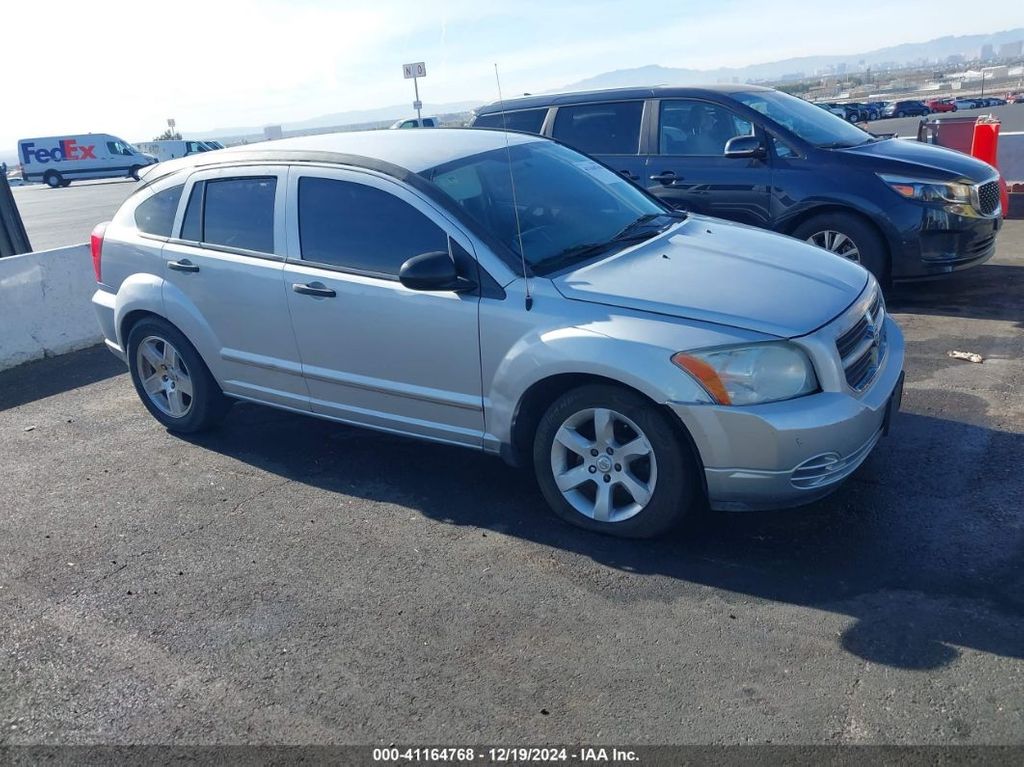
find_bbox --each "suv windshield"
[734,90,876,148]
[422,141,671,273]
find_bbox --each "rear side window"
[297,177,447,277]
[474,108,547,134]
[182,177,276,253]
[134,185,183,237]
[552,102,643,155]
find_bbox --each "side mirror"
[724,135,767,160]
[399,251,477,293]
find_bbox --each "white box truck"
[17,134,157,188]
[134,140,217,162]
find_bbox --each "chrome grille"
[976,180,1000,216]
[836,290,886,391]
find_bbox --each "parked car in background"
[1012,94,1024,104]
[471,85,1003,283]
[982,97,1007,107]
[89,129,905,538]
[135,140,217,162]
[953,98,980,110]
[814,103,847,119]
[844,103,878,121]
[925,98,957,113]
[882,100,930,118]
[389,117,438,129]
[17,133,157,187]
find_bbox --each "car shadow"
[0,344,125,412]
[182,399,1024,673]
[888,263,1024,327]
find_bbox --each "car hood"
[838,138,997,182]
[551,216,868,338]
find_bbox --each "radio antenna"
[494,63,532,311]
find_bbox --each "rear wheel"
[126,317,231,433]
[896,110,906,118]
[533,384,697,538]
[792,212,888,281]
[129,165,142,181]
[44,171,62,188]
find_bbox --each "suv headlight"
[878,173,973,205]
[672,343,819,406]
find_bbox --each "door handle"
[292,282,336,298]
[168,259,200,273]
[649,171,679,184]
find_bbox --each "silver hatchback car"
[91,129,904,538]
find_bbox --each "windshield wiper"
[531,242,615,274]
[531,213,680,274]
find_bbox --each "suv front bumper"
[669,315,905,511]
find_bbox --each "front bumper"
[891,201,1002,280]
[669,313,905,512]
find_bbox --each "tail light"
[90,222,108,283]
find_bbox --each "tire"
[952,106,958,112]
[59,179,71,187]
[44,171,62,188]
[792,212,888,281]
[533,384,698,538]
[129,165,142,181]
[126,317,231,433]
[896,111,906,118]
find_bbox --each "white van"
[17,133,157,188]
[134,140,216,162]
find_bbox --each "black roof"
[474,84,774,115]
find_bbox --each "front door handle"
[649,171,679,184]
[292,282,336,298]
[168,259,200,273]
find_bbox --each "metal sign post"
[402,62,427,124]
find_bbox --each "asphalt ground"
[1,223,1023,745]
[10,178,137,252]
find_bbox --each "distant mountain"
[558,28,1024,91]
[187,100,483,142]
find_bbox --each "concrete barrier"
[0,243,102,371]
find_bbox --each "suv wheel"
[130,165,142,181]
[896,110,906,118]
[533,384,697,538]
[44,171,63,188]
[792,212,888,281]
[127,317,231,433]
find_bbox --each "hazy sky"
[4,0,1023,150]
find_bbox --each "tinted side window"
[181,183,203,241]
[552,102,643,155]
[298,177,447,277]
[134,184,183,237]
[658,100,753,156]
[202,177,276,253]
[474,108,547,134]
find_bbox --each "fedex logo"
[21,139,97,164]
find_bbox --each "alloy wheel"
[549,407,657,523]
[136,335,194,418]
[807,230,861,263]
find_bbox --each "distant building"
[980,44,995,62]
[998,41,1023,59]
[263,125,283,141]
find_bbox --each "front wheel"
[127,317,231,433]
[792,212,888,281]
[129,165,142,181]
[533,384,698,538]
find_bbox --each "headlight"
[672,343,818,406]
[878,173,973,205]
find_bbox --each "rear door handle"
[168,259,200,273]
[649,171,679,184]
[292,282,336,298]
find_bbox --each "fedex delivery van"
[17,133,157,188]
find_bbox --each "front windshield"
[422,141,668,272]
[734,90,876,148]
